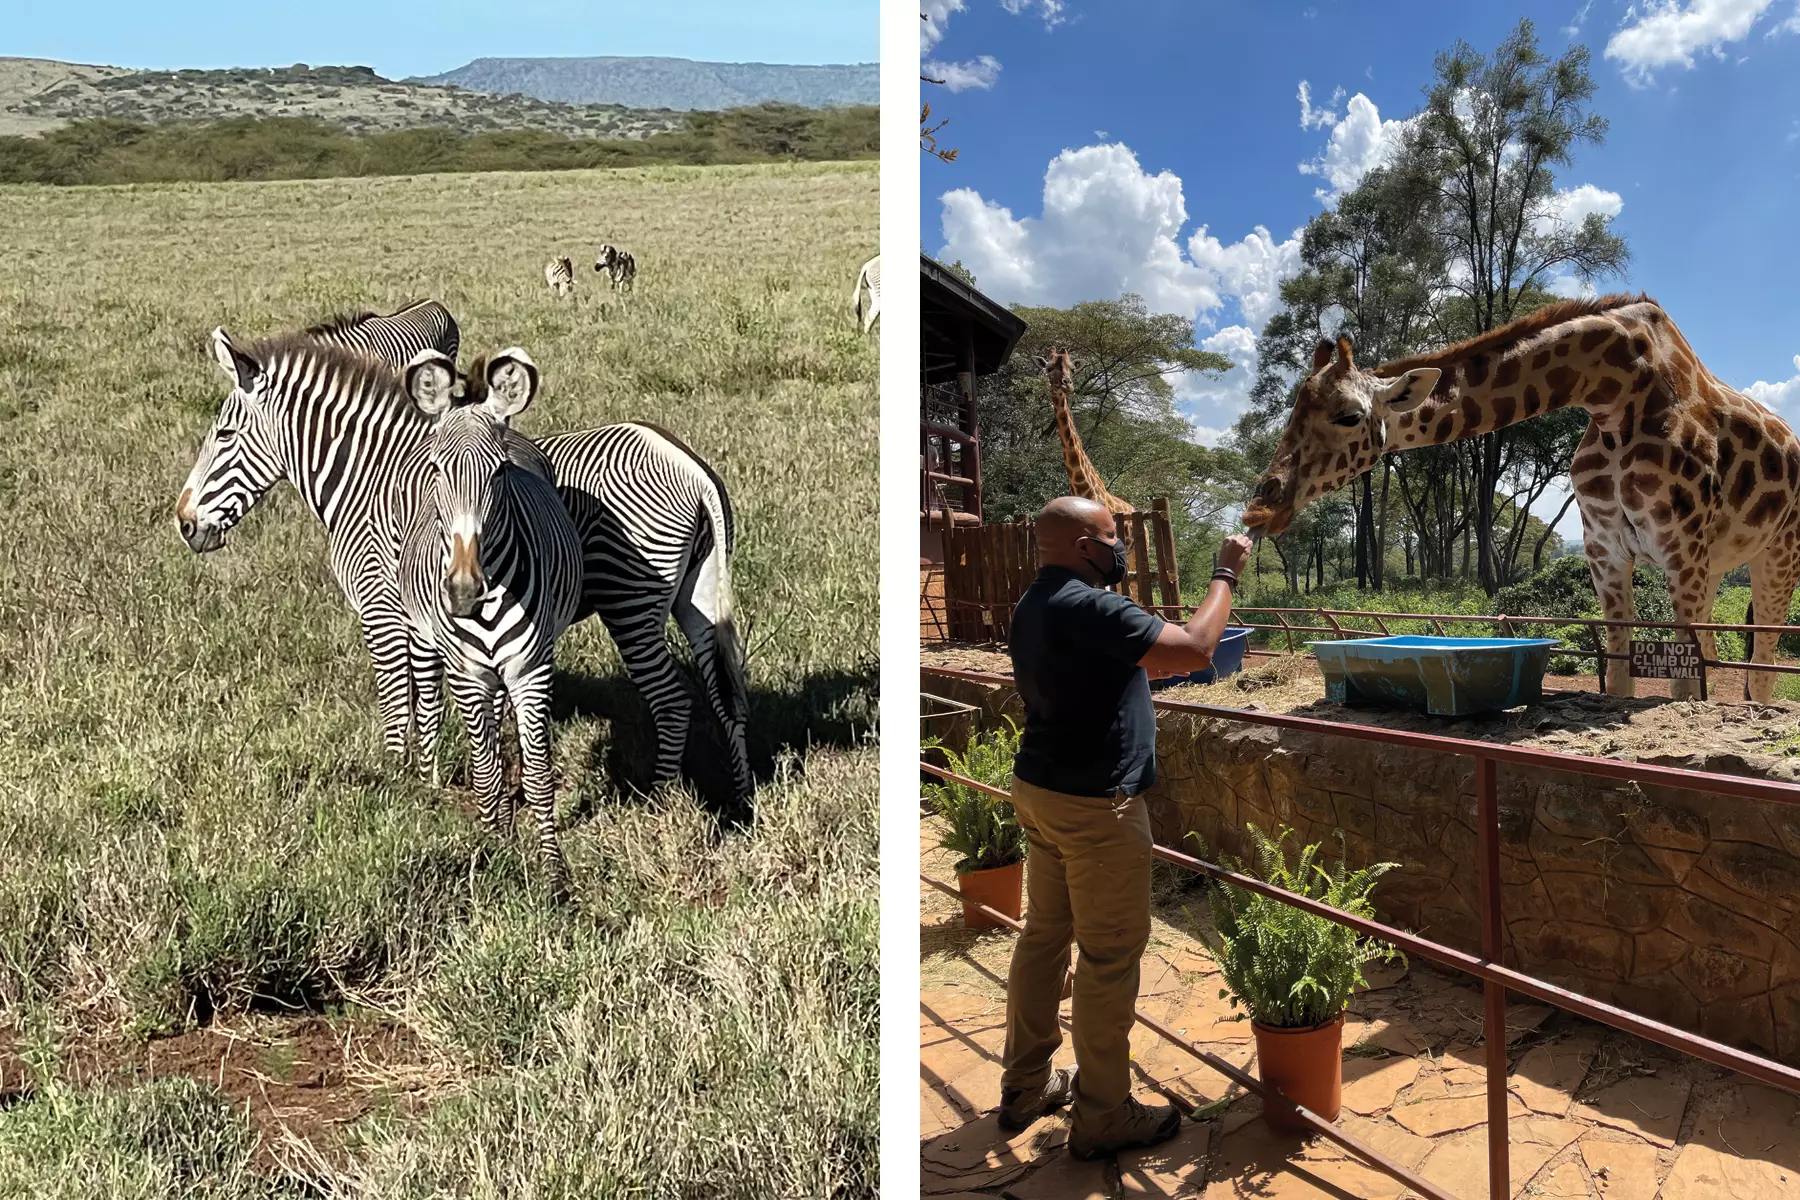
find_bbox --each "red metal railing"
[919,665,1800,1200]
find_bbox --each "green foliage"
[0,105,878,186]
[1194,825,1402,1030]
[922,720,1028,872]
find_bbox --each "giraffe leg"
[1748,539,1800,705]
[1662,559,1720,702]
[512,662,570,901]
[1583,537,1637,697]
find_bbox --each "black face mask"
[1083,536,1129,587]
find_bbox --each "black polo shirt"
[1008,566,1166,798]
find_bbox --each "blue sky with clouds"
[923,0,1800,538]
[9,1,875,78]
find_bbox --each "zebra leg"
[361,610,414,760]
[408,635,445,789]
[673,598,753,813]
[609,615,690,790]
[447,672,507,833]
[513,663,570,900]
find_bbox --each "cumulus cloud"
[1187,225,1304,331]
[1747,355,1800,415]
[921,0,965,52]
[999,0,1068,27]
[1177,325,1262,444]
[1605,0,1776,85]
[924,55,1002,91]
[1297,80,1344,131]
[1535,183,1626,235]
[1298,92,1416,202]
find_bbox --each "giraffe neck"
[1050,382,1109,498]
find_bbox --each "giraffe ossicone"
[1245,294,1800,704]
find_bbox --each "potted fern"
[1194,823,1402,1131]
[922,719,1028,929]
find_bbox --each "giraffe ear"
[1311,340,1334,372]
[404,350,458,416]
[1376,368,1440,414]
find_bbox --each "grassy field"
[0,160,878,1196]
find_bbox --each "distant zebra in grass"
[390,349,584,896]
[180,307,754,816]
[852,254,880,335]
[545,256,575,297]
[306,299,460,364]
[595,244,636,293]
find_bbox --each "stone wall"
[922,669,1800,1063]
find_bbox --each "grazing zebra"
[389,349,584,896]
[852,253,880,334]
[305,299,459,365]
[545,256,575,298]
[179,309,753,815]
[594,244,636,293]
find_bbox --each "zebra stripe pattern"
[305,299,460,366]
[179,306,753,815]
[545,256,575,297]
[594,244,636,293]
[853,253,880,334]
[391,350,584,896]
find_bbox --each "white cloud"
[1177,325,1261,444]
[1773,3,1800,34]
[1605,0,1776,85]
[1298,92,1416,202]
[923,55,1001,91]
[1296,80,1343,131]
[921,0,965,52]
[999,0,1068,27]
[1545,274,1600,299]
[1566,0,1596,34]
[1534,182,1625,237]
[1187,225,1304,331]
[1746,355,1800,415]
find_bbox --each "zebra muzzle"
[444,535,485,615]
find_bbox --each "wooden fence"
[937,498,1181,643]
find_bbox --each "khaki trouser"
[1000,776,1153,1134]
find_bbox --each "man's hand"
[1218,533,1254,575]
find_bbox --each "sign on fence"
[1629,639,1701,680]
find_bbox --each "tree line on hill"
[0,103,878,186]
[972,20,1638,604]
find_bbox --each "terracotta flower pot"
[1252,1012,1345,1131]
[958,859,1024,929]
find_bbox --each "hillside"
[0,57,684,139]
[412,56,879,111]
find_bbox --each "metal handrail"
[920,665,1800,1200]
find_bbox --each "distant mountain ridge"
[412,57,878,111]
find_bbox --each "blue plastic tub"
[1308,636,1559,717]
[1151,627,1251,690]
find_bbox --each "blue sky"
[923,0,1800,538]
[8,1,876,78]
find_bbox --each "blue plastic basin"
[1308,636,1559,717]
[1151,627,1251,690]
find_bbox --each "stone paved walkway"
[921,818,1800,1198]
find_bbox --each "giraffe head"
[1243,336,1441,535]
[404,347,541,617]
[1035,348,1078,394]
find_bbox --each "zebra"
[305,299,459,365]
[545,256,575,298]
[389,348,584,896]
[852,253,880,334]
[594,244,636,293]
[179,309,753,814]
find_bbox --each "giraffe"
[1036,348,1133,515]
[1242,294,1800,704]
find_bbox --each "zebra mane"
[244,332,410,407]
[301,299,436,341]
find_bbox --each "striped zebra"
[594,244,636,293]
[305,299,460,364]
[179,308,753,813]
[390,348,583,895]
[545,256,575,298]
[852,253,880,334]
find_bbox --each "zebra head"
[177,328,286,553]
[403,348,541,617]
[593,245,615,272]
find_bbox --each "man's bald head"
[1036,495,1120,581]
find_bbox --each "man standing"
[998,494,1253,1159]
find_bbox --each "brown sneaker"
[998,1066,1076,1131]
[1068,1096,1182,1160]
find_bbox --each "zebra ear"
[211,328,261,392]
[404,350,458,416]
[483,348,540,420]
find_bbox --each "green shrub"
[1193,824,1401,1030]
[922,719,1027,873]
